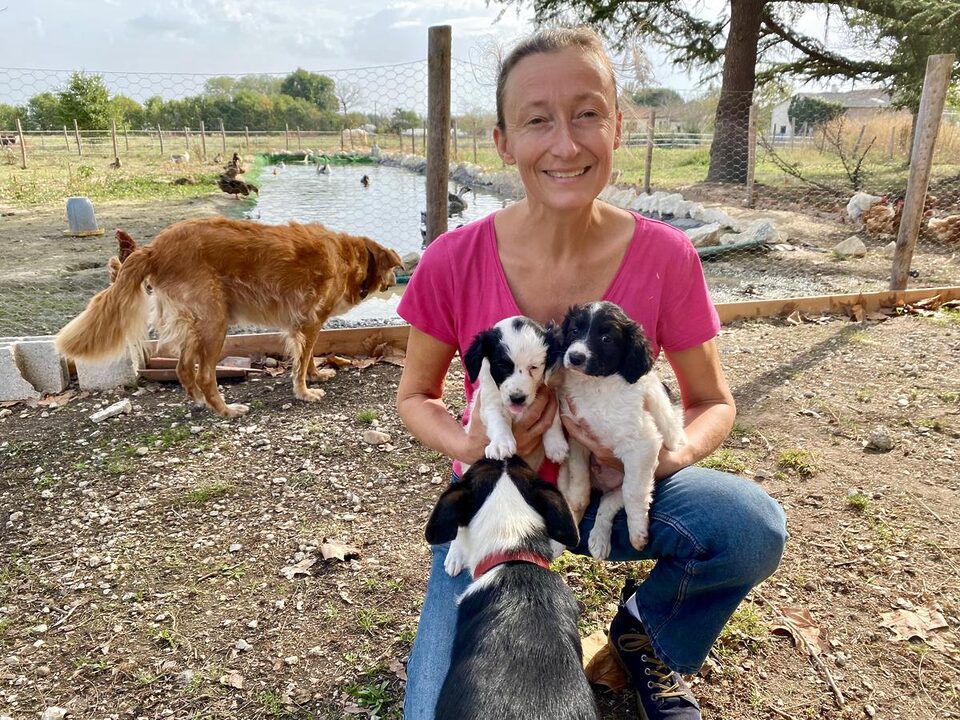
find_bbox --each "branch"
[757,134,844,194]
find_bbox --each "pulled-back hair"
[496,26,617,132]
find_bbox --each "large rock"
[685,223,723,248]
[0,344,41,401]
[719,220,782,246]
[690,205,741,231]
[832,235,868,258]
[656,193,686,217]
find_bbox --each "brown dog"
[57,217,403,417]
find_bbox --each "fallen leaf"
[389,658,407,682]
[582,631,628,690]
[339,589,355,605]
[265,365,287,377]
[880,607,949,649]
[279,557,317,580]
[850,303,865,322]
[770,606,830,656]
[785,310,802,326]
[320,539,361,562]
[219,670,244,689]
[38,389,76,408]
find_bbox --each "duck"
[316,158,330,174]
[361,174,370,188]
[448,185,472,215]
[217,174,259,199]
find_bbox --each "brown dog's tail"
[56,247,153,360]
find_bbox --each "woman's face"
[494,47,621,213]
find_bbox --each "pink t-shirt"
[397,210,721,481]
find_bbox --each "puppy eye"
[601,335,612,344]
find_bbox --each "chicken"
[926,214,960,244]
[862,200,899,236]
[846,191,885,224]
[108,157,122,170]
[171,151,190,164]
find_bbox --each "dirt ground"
[1,305,959,720]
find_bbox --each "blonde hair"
[496,26,617,132]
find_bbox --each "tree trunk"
[706,0,765,183]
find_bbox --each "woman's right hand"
[463,386,557,462]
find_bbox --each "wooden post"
[244,126,250,151]
[473,129,478,164]
[891,53,955,290]
[183,127,189,154]
[123,126,129,152]
[157,124,164,155]
[643,110,656,194]
[199,120,207,160]
[425,25,451,246]
[296,126,302,150]
[887,125,896,160]
[111,119,119,163]
[219,118,226,155]
[745,104,758,208]
[15,117,27,169]
[62,125,70,150]
[73,119,82,156]
[452,118,458,159]
[285,123,290,150]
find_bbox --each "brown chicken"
[926,214,960,244]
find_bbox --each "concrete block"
[76,349,139,391]
[0,345,41,402]
[12,339,70,394]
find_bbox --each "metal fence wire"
[1,62,959,337]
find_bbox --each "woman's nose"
[550,120,579,157]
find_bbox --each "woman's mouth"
[545,167,589,179]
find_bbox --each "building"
[769,88,902,138]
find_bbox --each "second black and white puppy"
[426,457,599,720]
[556,301,687,558]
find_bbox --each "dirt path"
[1,309,958,719]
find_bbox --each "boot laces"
[617,632,687,700]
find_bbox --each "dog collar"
[472,550,551,580]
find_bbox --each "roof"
[794,89,891,109]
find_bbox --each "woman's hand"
[464,385,559,462]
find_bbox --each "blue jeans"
[403,466,788,719]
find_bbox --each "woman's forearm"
[397,395,479,465]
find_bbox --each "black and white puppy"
[556,301,687,558]
[426,457,599,720]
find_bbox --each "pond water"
[245,162,506,325]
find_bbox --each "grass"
[356,408,379,425]
[184,480,232,504]
[715,600,767,660]
[698,448,748,474]
[938,391,959,404]
[356,608,390,635]
[846,491,871,512]
[777,448,818,478]
[345,673,398,718]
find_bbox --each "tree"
[280,69,337,112]
[110,95,145,129]
[26,92,60,130]
[57,72,112,129]
[0,103,20,130]
[389,108,421,134]
[490,0,960,183]
[787,96,843,136]
[631,88,684,107]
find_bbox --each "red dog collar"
[472,550,551,580]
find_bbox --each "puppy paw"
[588,529,612,560]
[548,540,568,560]
[485,436,517,460]
[295,388,327,402]
[223,403,250,418]
[543,434,569,464]
[444,544,467,577]
[628,524,650,552]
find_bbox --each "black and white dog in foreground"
[445,316,570,576]
[557,301,687,558]
[425,457,599,720]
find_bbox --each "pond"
[246,162,507,325]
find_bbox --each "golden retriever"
[57,217,403,417]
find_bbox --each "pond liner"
[696,237,769,260]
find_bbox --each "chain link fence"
[2,60,959,337]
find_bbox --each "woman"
[396,27,787,720]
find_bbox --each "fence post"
[111,119,119,164]
[643,110,656,195]
[745,104,758,208]
[452,118,458,159]
[123,126,129,152]
[473,129,478,164]
[73,119,82,156]
[15,117,27,169]
[244,126,250,152]
[425,25,452,247]
[296,126,302,151]
[158,124,164,156]
[199,120,207,161]
[890,53,955,291]
[183,127,189,154]
[887,125,896,160]
[62,125,70,150]
[219,118,226,155]
[285,123,290,150]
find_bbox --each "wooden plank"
[138,367,249,382]
[715,286,960,324]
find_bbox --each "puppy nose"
[509,392,527,405]
[567,351,586,367]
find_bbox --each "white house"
[770,88,895,138]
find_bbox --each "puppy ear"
[620,324,653,384]
[425,484,469,544]
[544,321,566,370]
[528,480,580,548]
[463,328,495,383]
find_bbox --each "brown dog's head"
[359,237,404,299]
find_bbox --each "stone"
[685,223,723,248]
[362,429,391,445]
[89,398,133,423]
[41,708,69,720]
[76,350,139,390]
[656,193,686,217]
[0,344,41,401]
[833,235,868,258]
[9,338,70,394]
[882,240,897,258]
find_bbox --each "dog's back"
[439,566,597,720]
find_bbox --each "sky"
[0,0,854,111]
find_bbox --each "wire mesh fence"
[1,61,959,338]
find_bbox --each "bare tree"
[334,81,365,150]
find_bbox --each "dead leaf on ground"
[770,606,830,656]
[880,607,952,652]
[218,670,245,689]
[38,389,77,408]
[278,557,317,580]
[264,365,287,377]
[320,539,361,562]
[850,303,866,322]
[389,658,407,682]
[582,631,628,690]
